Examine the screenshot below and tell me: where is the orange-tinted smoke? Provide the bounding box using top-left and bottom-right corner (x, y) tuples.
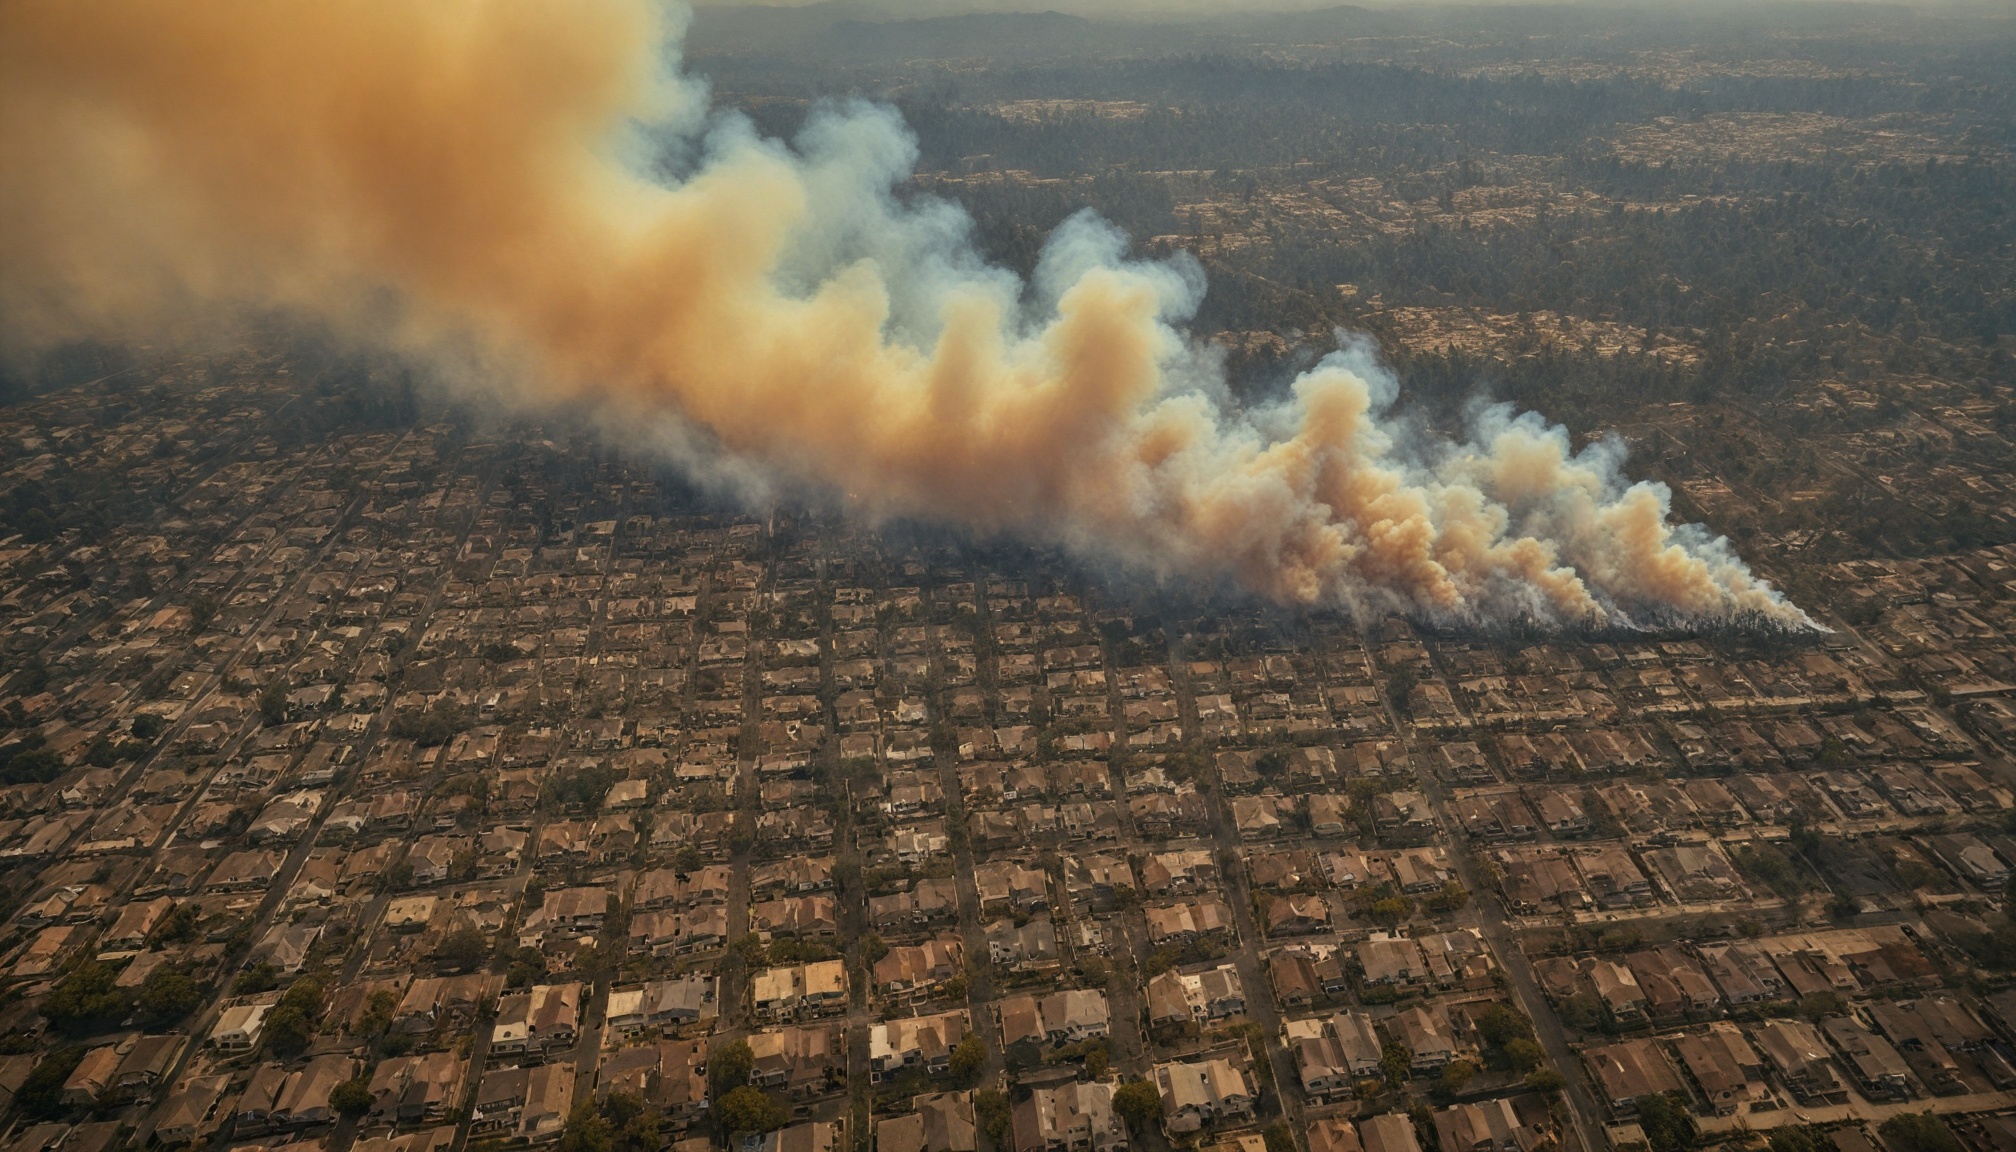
(0, 0), (1812, 628)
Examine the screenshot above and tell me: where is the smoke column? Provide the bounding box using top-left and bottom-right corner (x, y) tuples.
(0, 0), (1811, 629)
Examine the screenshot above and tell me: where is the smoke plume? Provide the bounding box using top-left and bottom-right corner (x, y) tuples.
(0, 0), (1811, 629)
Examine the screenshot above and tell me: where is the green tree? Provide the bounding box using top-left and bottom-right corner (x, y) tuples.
(41, 960), (132, 1032)
(714, 1086), (787, 1135)
(331, 1077), (374, 1116)
(1769, 1127), (1829, 1152)
(433, 927), (490, 974)
(1524, 1068), (1566, 1093)
(356, 988), (400, 1037)
(709, 1038), (754, 1097)
(1636, 1093), (1697, 1152)
(1799, 992), (1844, 1023)
(1264, 1122), (1296, 1152)
(1381, 1040), (1413, 1087)
(975, 1089), (1011, 1143)
(860, 933), (890, 964)
(1504, 1038), (1546, 1073)
(14, 1048), (86, 1119)
(1369, 897), (1411, 928)
(136, 967), (203, 1027)
(266, 1005), (313, 1056)
(1084, 1044), (1109, 1080)
(1877, 1114), (1961, 1152)
(148, 903), (200, 948)
(234, 963), (281, 995)
(1437, 1060), (1476, 1097)
(279, 975), (324, 1017)
(1112, 1080), (1162, 1133)
(560, 1098), (614, 1152)
(949, 1034), (987, 1081)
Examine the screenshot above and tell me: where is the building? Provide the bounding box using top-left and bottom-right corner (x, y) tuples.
(1011, 1081), (1127, 1152)
(1153, 1057), (1255, 1134)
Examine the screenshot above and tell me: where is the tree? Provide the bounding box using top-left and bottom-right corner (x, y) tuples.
(1504, 1038), (1546, 1073)
(258, 684), (287, 725)
(709, 1038), (754, 1098)
(949, 1034), (987, 1081)
(1436, 1060), (1476, 1098)
(975, 1089), (1011, 1143)
(1877, 1115), (1961, 1152)
(137, 967), (203, 1027)
(507, 946), (547, 988)
(41, 960), (132, 1032)
(433, 927), (490, 974)
(14, 1048), (85, 1119)
(279, 975), (324, 1017)
(356, 988), (400, 1037)
(1112, 1080), (1162, 1133)
(1799, 991), (1843, 1023)
(234, 964), (281, 994)
(1770, 1128), (1829, 1152)
(714, 1086), (787, 1135)
(860, 933), (890, 964)
(148, 903), (200, 948)
(1524, 1068), (1566, 1093)
(1084, 1044), (1109, 1080)
(1635, 1093), (1697, 1152)
(1381, 1040), (1413, 1087)
(1369, 897), (1410, 928)
(331, 1077), (374, 1116)
(1264, 1122), (1297, 1152)
(560, 1098), (614, 1152)
(943, 974), (969, 1001)
(266, 1005), (313, 1056)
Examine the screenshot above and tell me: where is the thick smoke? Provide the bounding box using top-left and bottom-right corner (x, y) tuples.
(0, 0), (1811, 629)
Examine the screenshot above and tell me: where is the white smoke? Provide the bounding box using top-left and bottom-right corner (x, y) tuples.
(0, 0), (1814, 631)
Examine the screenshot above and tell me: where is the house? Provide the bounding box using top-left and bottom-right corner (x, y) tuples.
(473, 1066), (530, 1135)
(1153, 1057), (1254, 1133)
(1392, 1006), (1458, 1072)
(213, 1000), (273, 1052)
(519, 1062), (575, 1143)
(874, 937), (965, 1000)
(747, 1024), (846, 1096)
(1432, 1099), (1551, 1152)
(997, 989), (1111, 1053)
(62, 1045), (122, 1106)
(104, 896), (176, 950)
(1358, 936), (1430, 986)
(1143, 898), (1236, 945)
(112, 1034), (187, 1102)
(1754, 1020), (1850, 1105)
(1286, 1012), (1384, 1098)
(744, 1122), (839, 1152)
(1822, 1017), (1912, 1101)
(491, 983), (582, 1055)
(155, 1074), (231, 1145)
(752, 960), (850, 1020)
(1011, 1082), (1127, 1152)
(1309, 1118), (1365, 1152)
(985, 918), (1061, 972)
(878, 1090), (977, 1152)
(973, 862), (1050, 914)
(870, 1010), (970, 1081)
(1671, 1024), (1769, 1115)
(1583, 1040), (1685, 1114)
(1360, 1113), (1425, 1152)
(273, 1053), (356, 1127)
